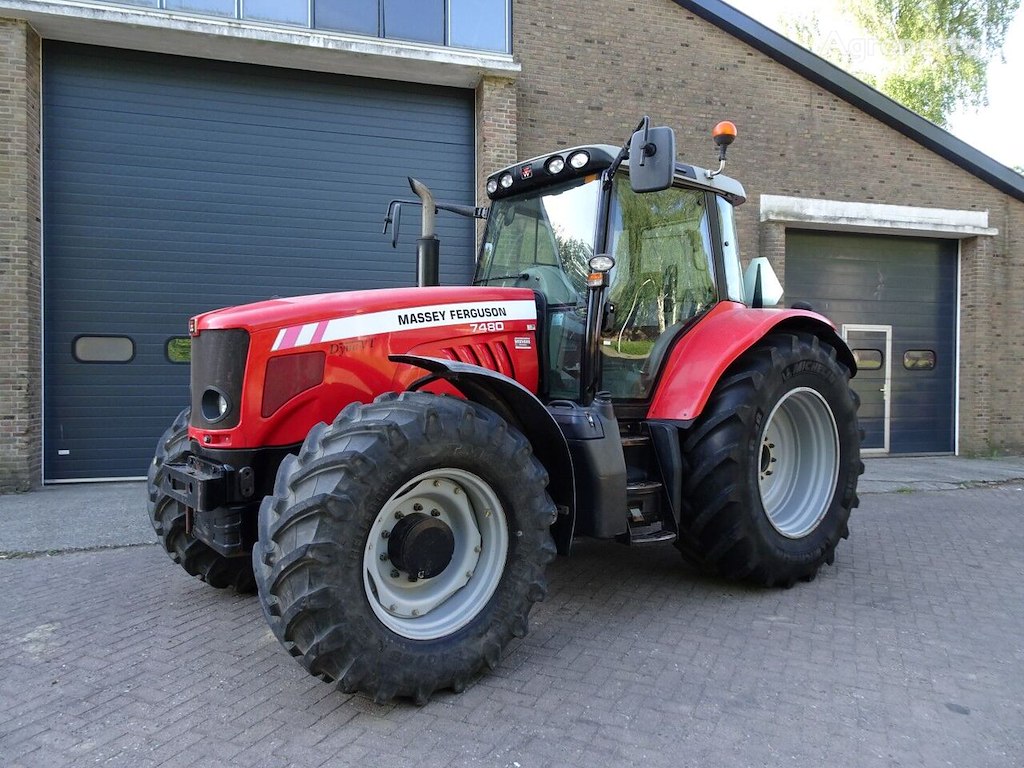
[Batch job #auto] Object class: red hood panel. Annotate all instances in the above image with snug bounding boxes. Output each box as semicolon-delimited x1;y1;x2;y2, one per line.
195;286;538;334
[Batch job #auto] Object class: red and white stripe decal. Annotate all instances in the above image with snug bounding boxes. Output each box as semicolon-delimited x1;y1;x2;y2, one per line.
271;300;537;352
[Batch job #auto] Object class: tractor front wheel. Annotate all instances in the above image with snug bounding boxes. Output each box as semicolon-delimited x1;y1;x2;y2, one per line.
676;332;862;586
253;392;556;704
147;408;256;592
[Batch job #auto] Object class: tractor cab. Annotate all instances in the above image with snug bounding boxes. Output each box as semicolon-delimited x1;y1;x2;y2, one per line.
475;121;752;407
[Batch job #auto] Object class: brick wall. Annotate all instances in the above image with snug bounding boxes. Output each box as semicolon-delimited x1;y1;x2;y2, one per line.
512;0;1024;454
475;76;518;242
0;20;41;490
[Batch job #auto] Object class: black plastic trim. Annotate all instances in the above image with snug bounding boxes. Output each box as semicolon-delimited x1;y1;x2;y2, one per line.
189;329;250;430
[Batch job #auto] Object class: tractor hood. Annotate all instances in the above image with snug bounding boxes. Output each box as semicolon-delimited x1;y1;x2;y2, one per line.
193;286;538;336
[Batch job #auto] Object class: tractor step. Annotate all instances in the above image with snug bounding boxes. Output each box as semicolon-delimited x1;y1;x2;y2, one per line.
617;521;677;545
620;434;650;448
626;480;663;520
618;479;675;545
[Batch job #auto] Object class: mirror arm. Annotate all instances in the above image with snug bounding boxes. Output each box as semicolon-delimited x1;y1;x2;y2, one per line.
604;115;651;189
382;199;487;249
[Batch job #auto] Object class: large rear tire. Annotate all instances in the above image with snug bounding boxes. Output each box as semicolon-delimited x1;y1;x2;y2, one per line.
253;392;556;704
147;408;256;592
676;332;862;586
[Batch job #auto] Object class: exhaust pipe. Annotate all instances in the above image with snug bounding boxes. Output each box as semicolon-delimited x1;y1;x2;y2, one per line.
408;177;439;287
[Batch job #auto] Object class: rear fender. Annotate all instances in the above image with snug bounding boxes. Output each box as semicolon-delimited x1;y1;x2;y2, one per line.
390;355;576;554
647;302;856;422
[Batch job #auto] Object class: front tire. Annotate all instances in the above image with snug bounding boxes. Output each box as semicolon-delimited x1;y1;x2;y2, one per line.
147;408;256;592
253;392;556;704
676;332;862;586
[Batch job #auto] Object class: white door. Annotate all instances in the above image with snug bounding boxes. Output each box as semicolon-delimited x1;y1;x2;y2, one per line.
842;324;892;455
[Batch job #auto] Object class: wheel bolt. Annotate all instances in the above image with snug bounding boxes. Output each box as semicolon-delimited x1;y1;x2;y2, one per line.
381;529;390;539
431;509;441;517
411;609;419;616
395;511;404;519
390;569;399;578
413;503;423;511
408;575;418;583
379;553;389;561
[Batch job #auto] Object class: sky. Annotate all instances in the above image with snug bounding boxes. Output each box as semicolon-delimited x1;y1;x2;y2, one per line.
723;0;1024;170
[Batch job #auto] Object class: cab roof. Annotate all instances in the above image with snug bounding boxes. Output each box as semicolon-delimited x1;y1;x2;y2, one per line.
485;144;747;205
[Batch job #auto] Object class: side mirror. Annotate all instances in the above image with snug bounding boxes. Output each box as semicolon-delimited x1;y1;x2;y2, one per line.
629;125;676;193
742;257;784;308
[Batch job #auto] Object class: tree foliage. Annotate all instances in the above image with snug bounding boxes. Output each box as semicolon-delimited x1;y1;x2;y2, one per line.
786;0;1020;126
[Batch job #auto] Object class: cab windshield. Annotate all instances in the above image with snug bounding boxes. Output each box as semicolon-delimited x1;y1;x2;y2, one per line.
476;176;718;401
476;178;598;398
475;178;599;299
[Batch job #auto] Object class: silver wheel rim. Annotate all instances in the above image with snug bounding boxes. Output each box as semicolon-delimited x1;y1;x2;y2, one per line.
363;468;509;641
758;387;840;539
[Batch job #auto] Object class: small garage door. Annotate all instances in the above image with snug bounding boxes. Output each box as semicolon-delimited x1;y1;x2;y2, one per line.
43;42;475;481
786;230;957;454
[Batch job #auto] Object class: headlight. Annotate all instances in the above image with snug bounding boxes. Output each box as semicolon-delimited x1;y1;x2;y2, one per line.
201;387;230;423
486;178;499;195
546;156;565;174
499;173;514;189
588;254;615;273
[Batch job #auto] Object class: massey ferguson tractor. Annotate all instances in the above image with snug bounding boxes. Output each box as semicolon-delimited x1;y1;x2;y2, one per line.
148;118;861;704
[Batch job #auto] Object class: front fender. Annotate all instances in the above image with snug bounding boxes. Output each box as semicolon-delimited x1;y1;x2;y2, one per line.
647;301;856;422
390;355;576;552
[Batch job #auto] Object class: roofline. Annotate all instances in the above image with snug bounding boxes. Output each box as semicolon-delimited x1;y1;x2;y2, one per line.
674;0;1024;203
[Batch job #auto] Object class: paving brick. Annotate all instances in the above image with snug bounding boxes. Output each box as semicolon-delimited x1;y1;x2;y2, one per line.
2;486;1024;766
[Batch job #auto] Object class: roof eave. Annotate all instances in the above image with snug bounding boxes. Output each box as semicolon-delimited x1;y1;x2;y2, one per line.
674;0;1024;203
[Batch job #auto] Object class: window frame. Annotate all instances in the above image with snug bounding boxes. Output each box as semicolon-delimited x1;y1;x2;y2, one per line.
72;334;137;364
903;349;937;371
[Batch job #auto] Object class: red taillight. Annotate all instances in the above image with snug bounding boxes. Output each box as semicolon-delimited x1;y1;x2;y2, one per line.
262;351;326;418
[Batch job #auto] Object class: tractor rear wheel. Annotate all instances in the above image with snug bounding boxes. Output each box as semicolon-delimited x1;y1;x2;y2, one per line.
253;392;556;704
676;332;862;586
147;408;256;592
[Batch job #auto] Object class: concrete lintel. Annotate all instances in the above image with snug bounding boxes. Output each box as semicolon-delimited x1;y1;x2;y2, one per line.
0;0;520;88
760;194;999;238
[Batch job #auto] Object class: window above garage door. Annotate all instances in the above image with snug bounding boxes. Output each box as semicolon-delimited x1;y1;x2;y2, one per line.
92;0;511;52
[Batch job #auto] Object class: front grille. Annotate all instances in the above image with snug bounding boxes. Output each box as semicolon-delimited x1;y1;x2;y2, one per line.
440;342;516;378
190;329;250;430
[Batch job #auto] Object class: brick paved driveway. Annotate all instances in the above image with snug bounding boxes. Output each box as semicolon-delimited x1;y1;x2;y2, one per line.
2;485;1023;767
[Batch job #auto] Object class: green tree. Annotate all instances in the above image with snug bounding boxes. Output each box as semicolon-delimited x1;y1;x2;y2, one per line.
786;1;1020;126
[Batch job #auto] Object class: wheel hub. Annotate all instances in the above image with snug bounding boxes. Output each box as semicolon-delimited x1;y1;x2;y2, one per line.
758;387;840;539
363;469;509;641
387;513;455;579
759;440;776;477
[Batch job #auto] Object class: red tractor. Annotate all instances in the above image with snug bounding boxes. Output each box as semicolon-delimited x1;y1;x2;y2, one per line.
149;118;861;704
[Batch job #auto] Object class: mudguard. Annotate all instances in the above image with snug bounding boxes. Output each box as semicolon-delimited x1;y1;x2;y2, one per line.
391;355;576;553
647;301;856;422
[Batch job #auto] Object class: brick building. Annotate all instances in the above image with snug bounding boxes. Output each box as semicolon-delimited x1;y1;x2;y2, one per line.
1;0;1022;489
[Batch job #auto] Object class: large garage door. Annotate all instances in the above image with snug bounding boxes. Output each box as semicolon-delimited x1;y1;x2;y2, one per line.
786;230;957;454
43;43;475;481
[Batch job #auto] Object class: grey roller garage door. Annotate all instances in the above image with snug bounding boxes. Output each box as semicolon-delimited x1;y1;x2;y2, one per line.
785;230;957;454
43;42;475;481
